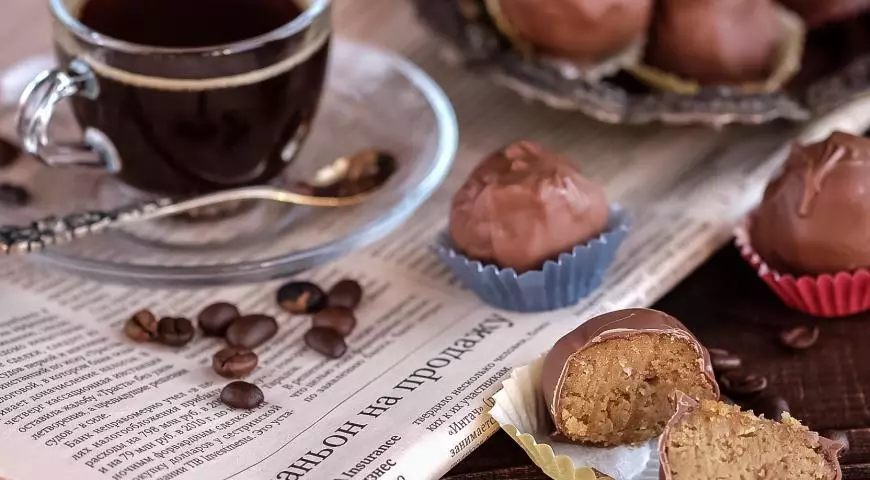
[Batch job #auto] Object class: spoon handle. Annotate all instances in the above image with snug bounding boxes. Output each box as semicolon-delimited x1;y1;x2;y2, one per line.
0;197;174;254
0;185;373;254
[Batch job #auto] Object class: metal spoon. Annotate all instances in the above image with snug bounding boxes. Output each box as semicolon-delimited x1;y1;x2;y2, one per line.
0;150;396;254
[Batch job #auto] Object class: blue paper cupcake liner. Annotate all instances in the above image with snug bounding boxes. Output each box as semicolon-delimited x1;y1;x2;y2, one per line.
432;204;630;313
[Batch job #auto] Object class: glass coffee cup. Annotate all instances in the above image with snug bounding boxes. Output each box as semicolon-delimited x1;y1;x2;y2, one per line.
18;0;331;197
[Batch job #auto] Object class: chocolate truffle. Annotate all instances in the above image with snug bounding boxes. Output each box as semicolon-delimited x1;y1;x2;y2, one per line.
645;0;782;85
449;141;608;273
492;0;652;61
541;309;719;446
750;132;870;275
777;0;870;28
660;393;842;479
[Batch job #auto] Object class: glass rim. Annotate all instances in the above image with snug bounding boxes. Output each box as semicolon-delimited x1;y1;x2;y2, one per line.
49;0;331;55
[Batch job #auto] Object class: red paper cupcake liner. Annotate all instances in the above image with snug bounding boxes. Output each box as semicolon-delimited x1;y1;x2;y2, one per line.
735;218;870;318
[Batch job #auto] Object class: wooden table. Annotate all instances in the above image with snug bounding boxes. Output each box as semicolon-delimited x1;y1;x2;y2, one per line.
448;245;870;479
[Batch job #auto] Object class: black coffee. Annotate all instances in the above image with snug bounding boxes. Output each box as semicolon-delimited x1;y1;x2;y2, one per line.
78;0;300;48
63;0;329;195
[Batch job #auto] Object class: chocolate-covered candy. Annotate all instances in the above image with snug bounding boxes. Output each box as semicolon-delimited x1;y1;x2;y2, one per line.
123;310;159;342
750;132;870;275
277;281;326;314
312;307;357;337
220;381;264;409
212;347;258;378
304;327;347;358
777;0;870;28
327;279;363;310
225;314;278;349
645;0;782;85
493;0;652;61
542;308;719;445
197;302;240;336
449;141;609;273
157;317;195;346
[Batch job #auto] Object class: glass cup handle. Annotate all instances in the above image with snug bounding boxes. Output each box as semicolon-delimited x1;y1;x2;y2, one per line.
16;59;121;172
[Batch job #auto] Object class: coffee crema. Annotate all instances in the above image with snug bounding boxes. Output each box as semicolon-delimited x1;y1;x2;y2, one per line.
56;0;330;195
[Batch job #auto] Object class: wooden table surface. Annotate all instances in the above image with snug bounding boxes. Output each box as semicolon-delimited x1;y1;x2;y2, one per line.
447;245;870;479
2;1;868;479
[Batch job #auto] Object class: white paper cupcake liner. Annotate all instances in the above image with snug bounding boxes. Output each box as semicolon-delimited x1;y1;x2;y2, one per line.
432;205;630;313
489;357;661;480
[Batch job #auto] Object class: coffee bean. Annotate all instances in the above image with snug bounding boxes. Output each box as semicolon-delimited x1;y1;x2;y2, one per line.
198;302;240;336
304;327;347;358
328;279;363;310
225;314;278;349
821;430;849;457
276;282;326;314
708;348;742;372
0;183;30;206
748;393;790;422
157;317;195;346
212;347;258;378
779;325;820;350
720;370;768;396
220;381;264;409
123;310;158;342
312;307;357;337
0;138;20;167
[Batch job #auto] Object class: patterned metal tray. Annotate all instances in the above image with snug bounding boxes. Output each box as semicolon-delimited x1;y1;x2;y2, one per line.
411;0;870;126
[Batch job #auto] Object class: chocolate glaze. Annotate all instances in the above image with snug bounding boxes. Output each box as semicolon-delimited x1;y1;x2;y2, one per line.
494;0;652;61
777;0;870;28
541;308;719;438
645;0;782;85
750;131;870;275
448;141;608;273
659;392;843;480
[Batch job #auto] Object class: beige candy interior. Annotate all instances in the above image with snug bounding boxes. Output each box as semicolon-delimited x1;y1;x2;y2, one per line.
664;400;835;479
556;333;717;446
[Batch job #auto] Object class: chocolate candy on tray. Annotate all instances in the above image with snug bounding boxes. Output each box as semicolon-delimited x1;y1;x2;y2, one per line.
412;0;870;126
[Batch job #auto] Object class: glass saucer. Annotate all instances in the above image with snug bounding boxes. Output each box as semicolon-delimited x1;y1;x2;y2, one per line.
0;39;458;285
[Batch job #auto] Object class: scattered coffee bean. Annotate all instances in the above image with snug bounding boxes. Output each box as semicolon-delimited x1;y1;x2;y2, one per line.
198;302;241;336
328;279;363;310
277;282;326;314
312;307;357;337
821;430;849;456
708;348;742;372
220;381;264;409
748;393;790;422
212;347;258;378
720;370;768;396
157;317;195;346
225;314;278;349
123;310;159;342
0;138;20;167
0;183;30;206
304;327;347;358
779;325;820;350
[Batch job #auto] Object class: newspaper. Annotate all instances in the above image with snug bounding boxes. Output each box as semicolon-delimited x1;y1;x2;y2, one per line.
3;1;870;479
